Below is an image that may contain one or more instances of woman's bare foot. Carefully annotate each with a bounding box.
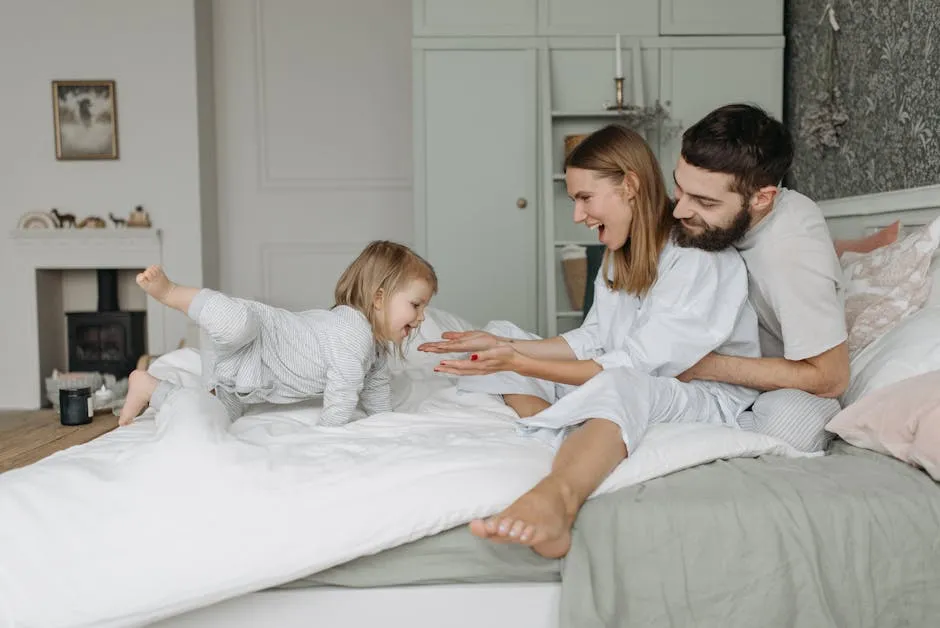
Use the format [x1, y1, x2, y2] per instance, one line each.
[118, 369, 160, 426]
[468, 475, 578, 558]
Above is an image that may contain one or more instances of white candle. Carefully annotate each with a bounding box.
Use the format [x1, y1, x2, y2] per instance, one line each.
[632, 41, 645, 107]
[615, 33, 623, 78]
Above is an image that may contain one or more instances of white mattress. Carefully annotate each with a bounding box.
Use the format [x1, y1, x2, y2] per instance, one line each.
[152, 582, 560, 628]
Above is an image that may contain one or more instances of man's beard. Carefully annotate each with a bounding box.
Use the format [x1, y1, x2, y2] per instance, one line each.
[673, 203, 751, 252]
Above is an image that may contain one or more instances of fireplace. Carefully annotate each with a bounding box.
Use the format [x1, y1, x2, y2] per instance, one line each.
[65, 269, 147, 379]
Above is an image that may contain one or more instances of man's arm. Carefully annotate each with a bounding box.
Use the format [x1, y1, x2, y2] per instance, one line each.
[679, 342, 850, 398]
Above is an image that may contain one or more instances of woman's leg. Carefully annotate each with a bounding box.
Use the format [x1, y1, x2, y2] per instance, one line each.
[470, 418, 625, 558]
[472, 367, 742, 557]
[503, 394, 551, 418]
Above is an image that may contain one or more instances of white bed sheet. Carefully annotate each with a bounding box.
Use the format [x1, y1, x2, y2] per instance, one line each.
[0, 349, 812, 628]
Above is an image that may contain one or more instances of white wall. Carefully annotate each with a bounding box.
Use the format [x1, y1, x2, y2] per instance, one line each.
[0, 0, 213, 408]
[0, 0, 412, 408]
[213, 0, 413, 309]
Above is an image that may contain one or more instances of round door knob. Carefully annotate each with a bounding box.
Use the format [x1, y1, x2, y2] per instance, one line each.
[516, 197, 528, 209]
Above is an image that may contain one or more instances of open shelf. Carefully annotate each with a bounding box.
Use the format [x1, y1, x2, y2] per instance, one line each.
[555, 240, 598, 246]
[551, 110, 628, 119]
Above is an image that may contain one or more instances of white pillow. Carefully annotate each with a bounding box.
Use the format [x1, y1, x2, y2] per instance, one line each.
[927, 250, 940, 309]
[840, 305, 940, 407]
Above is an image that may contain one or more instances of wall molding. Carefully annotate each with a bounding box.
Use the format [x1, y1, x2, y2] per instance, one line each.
[252, 0, 411, 191]
[818, 184, 940, 218]
[259, 241, 368, 308]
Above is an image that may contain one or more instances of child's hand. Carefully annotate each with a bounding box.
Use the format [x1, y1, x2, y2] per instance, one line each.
[433, 345, 521, 376]
[418, 330, 503, 353]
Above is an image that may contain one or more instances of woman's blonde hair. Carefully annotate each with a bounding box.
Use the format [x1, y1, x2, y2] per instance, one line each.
[565, 124, 673, 296]
[334, 240, 438, 353]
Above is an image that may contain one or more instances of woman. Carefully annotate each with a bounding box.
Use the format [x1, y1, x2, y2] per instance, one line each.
[419, 125, 760, 558]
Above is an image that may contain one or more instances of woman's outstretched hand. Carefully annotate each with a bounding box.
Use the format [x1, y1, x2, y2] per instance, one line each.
[433, 344, 523, 376]
[418, 330, 504, 354]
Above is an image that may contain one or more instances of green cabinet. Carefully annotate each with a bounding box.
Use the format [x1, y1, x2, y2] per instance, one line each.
[660, 0, 784, 35]
[413, 2, 785, 336]
[415, 44, 540, 330]
[413, 0, 538, 36]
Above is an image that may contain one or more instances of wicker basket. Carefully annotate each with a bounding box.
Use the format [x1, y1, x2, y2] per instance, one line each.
[560, 245, 588, 311]
[564, 134, 588, 159]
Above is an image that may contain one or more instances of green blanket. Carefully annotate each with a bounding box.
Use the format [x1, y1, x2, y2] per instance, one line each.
[561, 441, 940, 627]
[277, 442, 940, 628]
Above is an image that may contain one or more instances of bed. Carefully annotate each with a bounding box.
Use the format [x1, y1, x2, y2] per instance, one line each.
[153, 443, 940, 628]
[2, 187, 939, 628]
[160, 185, 940, 628]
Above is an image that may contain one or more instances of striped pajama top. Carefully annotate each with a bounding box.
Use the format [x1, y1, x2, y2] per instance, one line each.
[194, 291, 391, 426]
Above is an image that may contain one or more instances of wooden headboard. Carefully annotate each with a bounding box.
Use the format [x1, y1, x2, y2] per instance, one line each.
[819, 184, 940, 302]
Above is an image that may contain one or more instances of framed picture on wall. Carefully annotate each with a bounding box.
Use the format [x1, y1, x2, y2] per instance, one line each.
[51, 79, 119, 160]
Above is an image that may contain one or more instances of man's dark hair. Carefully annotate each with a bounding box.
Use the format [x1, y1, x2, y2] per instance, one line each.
[680, 103, 793, 199]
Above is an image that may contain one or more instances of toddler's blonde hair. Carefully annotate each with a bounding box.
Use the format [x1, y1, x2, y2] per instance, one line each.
[334, 241, 438, 354]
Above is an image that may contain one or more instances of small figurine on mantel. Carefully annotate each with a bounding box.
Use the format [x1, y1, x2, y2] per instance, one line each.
[77, 216, 106, 228]
[50, 208, 76, 228]
[127, 205, 152, 228]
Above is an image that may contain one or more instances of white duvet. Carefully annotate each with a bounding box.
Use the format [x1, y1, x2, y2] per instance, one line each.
[0, 348, 811, 628]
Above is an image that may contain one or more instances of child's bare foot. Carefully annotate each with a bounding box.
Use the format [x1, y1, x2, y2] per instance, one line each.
[136, 265, 199, 314]
[118, 369, 160, 426]
[136, 265, 176, 305]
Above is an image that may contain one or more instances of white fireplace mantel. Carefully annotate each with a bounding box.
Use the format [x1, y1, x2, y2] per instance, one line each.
[9, 228, 163, 268]
[7, 228, 166, 408]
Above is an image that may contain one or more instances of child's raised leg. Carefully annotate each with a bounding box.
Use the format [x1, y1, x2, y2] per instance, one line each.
[138, 265, 259, 353]
[136, 265, 200, 315]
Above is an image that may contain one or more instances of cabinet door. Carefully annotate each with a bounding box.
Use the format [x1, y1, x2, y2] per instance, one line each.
[414, 0, 537, 36]
[661, 0, 783, 35]
[658, 44, 784, 191]
[539, 0, 658, 35]
[418, 48, 538, 330]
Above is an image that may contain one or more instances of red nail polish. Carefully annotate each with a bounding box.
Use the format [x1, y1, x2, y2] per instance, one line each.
[471, 354, 479, 361]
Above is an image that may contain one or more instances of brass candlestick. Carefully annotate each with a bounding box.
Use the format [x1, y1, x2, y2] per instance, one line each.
[605, 77, 625, 110]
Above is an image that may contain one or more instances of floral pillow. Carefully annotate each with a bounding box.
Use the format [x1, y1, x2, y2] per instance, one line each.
[840, 216, 940, 356]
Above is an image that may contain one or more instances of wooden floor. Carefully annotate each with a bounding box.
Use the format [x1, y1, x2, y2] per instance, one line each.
[0, 408, 119, 473]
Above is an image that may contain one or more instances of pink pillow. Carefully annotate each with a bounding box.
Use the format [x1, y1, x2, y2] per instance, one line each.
[834, 221, 901, 258]
[826, 370, 940, 480]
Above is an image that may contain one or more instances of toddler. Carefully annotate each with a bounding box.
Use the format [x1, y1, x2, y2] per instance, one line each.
[118, 241, 437, 426]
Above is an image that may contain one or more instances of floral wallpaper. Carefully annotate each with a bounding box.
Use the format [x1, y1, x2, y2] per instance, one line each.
[785, 0, 940, 200]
